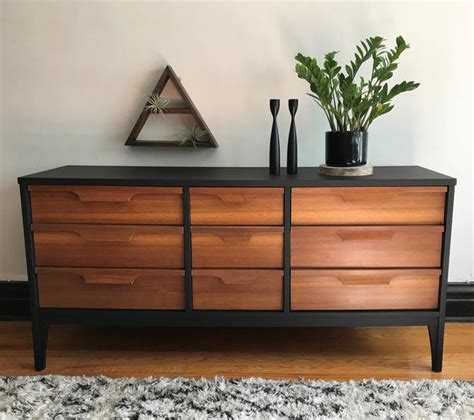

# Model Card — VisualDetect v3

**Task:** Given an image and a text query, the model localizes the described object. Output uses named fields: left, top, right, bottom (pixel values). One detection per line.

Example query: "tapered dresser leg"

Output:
left=20, top=184, right=49, bottom=371
left=32, top=318, right=49, bottom=371
left=428, top=321, right=444, bottom=372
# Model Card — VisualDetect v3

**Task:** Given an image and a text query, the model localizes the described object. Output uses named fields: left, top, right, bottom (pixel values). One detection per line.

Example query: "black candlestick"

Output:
left=269, top=99, right=280, bottom=175
left=287, top=99, right=298, bottom=174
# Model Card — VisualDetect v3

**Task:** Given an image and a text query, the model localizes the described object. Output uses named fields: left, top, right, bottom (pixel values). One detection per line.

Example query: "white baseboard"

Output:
left=0, top=275, right=27, bottom=282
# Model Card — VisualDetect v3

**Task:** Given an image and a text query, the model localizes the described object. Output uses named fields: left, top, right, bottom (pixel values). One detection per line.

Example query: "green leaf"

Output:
left=396, top=35, right=407, bottom=48
left=386, top=81, right=420, bottom=100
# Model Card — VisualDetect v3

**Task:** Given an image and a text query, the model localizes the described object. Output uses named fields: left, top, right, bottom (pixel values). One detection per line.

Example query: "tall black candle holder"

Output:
left=269, top=99, right=280, bottom=175
left=287, top=99, right=298, bottom=174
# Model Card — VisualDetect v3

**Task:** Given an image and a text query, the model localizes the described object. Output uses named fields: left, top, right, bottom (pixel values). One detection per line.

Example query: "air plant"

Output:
left=178, top=125, right=208, bottom=149
left=145, top=94, right=170, bottom=116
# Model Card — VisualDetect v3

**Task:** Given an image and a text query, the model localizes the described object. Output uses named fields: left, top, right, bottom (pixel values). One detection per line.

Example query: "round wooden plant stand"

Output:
left=319, top=164, right=374, bottom=176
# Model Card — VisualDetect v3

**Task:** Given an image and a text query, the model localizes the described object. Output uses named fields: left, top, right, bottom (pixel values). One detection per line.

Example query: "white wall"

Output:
left=1, top=0, right=472, bottom=282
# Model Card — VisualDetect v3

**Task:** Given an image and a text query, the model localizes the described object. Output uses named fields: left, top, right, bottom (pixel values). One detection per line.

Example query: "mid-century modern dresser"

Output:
left=18, top=166, right=455, bottom=371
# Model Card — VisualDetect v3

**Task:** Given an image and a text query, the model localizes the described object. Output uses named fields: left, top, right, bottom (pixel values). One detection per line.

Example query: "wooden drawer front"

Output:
left=192, top=227, right=284, bottom=268
left=292, top=187, right=446, bottom=225
left=291, top=269, right=440, bottom=310
left=193, top=270, right=283, bottom=310
left=36, top=267, right=185, bottom=309
left=291, top=226, right=443, bottom=268
left=190, top=188, right=284, bottom=225
left=29, top=185, right=183, bottom=225
left=33, top=224, right=184, bottom=268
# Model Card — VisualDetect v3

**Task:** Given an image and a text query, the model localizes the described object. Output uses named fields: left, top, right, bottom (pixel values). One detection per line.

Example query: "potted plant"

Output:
left=295, top=36, right=419, bottom=167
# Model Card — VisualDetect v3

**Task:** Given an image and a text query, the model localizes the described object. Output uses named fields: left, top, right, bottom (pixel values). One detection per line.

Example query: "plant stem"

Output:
left=313, top=97, right=336, bottom=131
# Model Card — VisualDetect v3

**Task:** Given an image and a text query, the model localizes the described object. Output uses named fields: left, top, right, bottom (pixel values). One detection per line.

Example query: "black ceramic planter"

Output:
left=325, top=131, right=368, bottom=167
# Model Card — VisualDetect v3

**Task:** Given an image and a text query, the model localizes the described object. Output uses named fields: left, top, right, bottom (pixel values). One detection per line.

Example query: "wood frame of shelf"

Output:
left=125, top=65, right=218, bottom=148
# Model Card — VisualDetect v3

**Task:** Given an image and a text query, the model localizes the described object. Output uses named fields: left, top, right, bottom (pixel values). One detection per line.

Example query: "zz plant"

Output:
left=295, top=36, right=420, bottom=132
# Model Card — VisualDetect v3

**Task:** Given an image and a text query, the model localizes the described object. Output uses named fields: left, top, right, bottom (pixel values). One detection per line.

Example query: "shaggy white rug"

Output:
left=0, top=376, right=472, bottom=419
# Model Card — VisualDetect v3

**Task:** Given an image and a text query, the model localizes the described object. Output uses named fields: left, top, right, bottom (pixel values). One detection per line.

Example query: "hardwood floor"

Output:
left=0, top=322, right=472, bottom=380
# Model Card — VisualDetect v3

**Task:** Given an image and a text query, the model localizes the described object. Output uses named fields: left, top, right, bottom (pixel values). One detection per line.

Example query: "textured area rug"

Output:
left=0, top=376, right=473, bottom=419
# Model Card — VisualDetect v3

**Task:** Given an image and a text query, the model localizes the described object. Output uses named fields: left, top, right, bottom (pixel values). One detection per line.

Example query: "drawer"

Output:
left=36, top=267, right=185, bottom=309
left=33, top=224, right=184, bottom=268
left=192, top=227, right=284, bottom=268
left=292, top=187, right=446, bottom=225
left=291, top=226, right=443, bottom=268
left=190, top=187, right=284, bottom=225
left=291, top=269, right=440, bottom=310
left=193, top=269, right=283, bottom=310
left=29, top=185, right=183, bottom=225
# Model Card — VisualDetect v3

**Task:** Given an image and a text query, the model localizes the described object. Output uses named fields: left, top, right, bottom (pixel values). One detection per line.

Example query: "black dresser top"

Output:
left=18, top=165, right=456, bottom=187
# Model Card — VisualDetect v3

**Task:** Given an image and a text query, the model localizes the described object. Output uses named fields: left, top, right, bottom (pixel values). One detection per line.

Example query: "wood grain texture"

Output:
left=29, top=185, right=183, bottom=225
left=291, top=269, right=440, bottom=310
left=291, top=226, right=444, bottom=268
left=1, top=322, right=472, bottom=380
left=193, top=269, right=283, bottom=310
left=192, top=227, right=284, bottom=268
left=36, top=267, right=185, bottom=310
left=190, top=188, right=284, bottom=225
left=319, top=164, right=373, bottom=177
left=292, top=187, right=447, bottom=225
left=33, top=224, right=184, bottom=268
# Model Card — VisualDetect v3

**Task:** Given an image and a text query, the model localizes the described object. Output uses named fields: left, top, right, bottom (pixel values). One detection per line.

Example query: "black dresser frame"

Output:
left=18, top=166, right=456, bottom=372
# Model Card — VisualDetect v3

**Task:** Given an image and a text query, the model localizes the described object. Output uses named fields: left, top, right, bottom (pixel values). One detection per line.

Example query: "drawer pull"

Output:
left=71, top=190, right=136, bottom=202
left=68, top=230, right=136, bottom=243
left=213, top=233, right=254, bottom=243
left=334, top=275, right=393, bottom=286
left=337, top=192, right=396, bottom=204
left=80, top=273, right=137, bottom=285
left=335, top=189, right=447, bottom=204
left=195, top=229, right=283, bottom=243
left=205, top=275, right=258, bottom=285
left=337, top=232, right=395, bottom=241
left=207, top=275, right=227, bottom=285
left=213, top=194, right=249, bottom=204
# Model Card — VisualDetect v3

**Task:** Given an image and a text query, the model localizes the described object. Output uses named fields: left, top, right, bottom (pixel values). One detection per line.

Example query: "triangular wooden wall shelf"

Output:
left=125, top=65, right=218, bottom=148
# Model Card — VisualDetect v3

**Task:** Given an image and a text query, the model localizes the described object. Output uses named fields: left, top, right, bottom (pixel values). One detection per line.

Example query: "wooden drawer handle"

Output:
left=68, top=230, right=136, bottom=242
left=321, top=190, right=445, bottom=204
left=71, top=190, right=137, bottom=202
left=334, top=276, right=393, bottom=286
left=71, top=190, right=180, bottom=203
left=203, top=275, right=256, bottom=285
left=213, top=194, right=249, bottom=204
left=336, top=232, right=395, bottom=241
left=80, top=273, right=138, bottom=285
left=209, top=233, right=255, bottom=242
left=198, top=230, right=282, bottom=243
left=336, top=193, right=398, bottom=204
